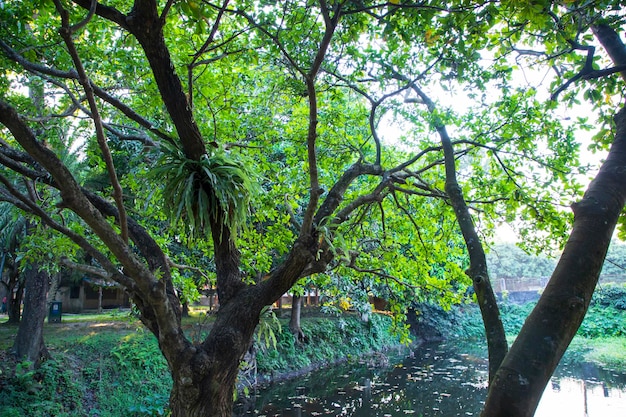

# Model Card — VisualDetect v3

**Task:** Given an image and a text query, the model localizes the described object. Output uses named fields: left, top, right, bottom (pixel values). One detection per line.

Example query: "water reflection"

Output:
left=233, top=343, right=626, bottom=416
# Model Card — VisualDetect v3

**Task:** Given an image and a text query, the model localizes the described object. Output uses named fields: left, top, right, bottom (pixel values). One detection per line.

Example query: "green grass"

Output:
left=565, top=336, right=626, bottom=373
left=0, top=310, right=401, bottom=416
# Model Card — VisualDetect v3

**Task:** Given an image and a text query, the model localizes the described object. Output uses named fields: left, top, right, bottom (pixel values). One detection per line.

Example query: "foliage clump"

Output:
left=256, top=313, right=401, bottom=376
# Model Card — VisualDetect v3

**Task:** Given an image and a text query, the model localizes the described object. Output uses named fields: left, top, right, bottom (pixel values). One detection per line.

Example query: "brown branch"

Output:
left=592, top=24, right=626, bottom=82
left=54, top=0, right=129, bottom=243
left=59, top=257, right=114, bottom=281
left=300, top=4, right=342, bottom=234
left=0, top=173, right=134, bottom=289
left=0, top=40, right=174, bottom=144
left=159, top=0, right=175, bottom=23
left=70, top=0, right=97, bottom=33
left=166, top=257, right=209, bottom=281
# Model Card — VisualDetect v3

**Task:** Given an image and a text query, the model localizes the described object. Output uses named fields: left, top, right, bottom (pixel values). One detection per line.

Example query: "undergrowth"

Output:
left=256, top=313, right=401, bottom=375
left=0, top=313, right=400, bottom=416
left=0, top=328, right=171, bottom=417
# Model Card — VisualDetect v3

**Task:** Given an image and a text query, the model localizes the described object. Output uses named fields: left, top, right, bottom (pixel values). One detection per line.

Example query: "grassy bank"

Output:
left=417, top=283, right=626, bottom=373
left=0, top=311, right=401, bottom=417
left=1, top=286, right=626, bottom=417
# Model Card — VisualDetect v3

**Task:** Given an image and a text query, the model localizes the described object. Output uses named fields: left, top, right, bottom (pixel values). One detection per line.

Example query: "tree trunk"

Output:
left=98, top=285, right=103, bottom=314
left=482, top=24, right=626, bottom=417
left=166, top=294, right=263, bottom=417
left=482, top=106, right=626, bottom=416
left=289, top=294, right=306, bottom=342
left=406, top=81, right=507, bottom=382
left=13, top=265, right=50, bottom=366
left=6, top=267, right=23, bottom=325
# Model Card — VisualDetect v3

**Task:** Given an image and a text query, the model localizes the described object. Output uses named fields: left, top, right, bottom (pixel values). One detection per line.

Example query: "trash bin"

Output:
left=48, top=301, right=62, bottom=323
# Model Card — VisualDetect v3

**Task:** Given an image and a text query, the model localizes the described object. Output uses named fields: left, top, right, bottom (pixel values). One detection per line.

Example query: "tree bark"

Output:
left=167, top=287, right=265, bottom=417
left=482, top=106, right=626, bottom=416
left=482, top=23, right=626, bottom=417
left=289, top=294, right=306, bottom=342
left=13, top=264, right=50, bottom=366
left=6, top=267, right=23, bottom=325
left=405, top=81, right=507, bottom=382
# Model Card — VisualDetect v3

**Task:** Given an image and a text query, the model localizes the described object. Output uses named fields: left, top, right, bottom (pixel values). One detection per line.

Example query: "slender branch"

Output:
left=55, top=0, right=129, bottom=243
left=0, top=173, right=134, bottom=289
left=0, top=41, right=174, bottom=144
left=300, top=4, right=342, bottom=234
left=166, top=257, right=209, bottom=280
left=348, top=262, right=421, bottom=290
left=70, top=0, right=97, bottom=33
left=333, top=181, right=390, bottom=225
left=159, top=0, right=175, bottom=23
left=59, top=257, right=113, bottom=281
left=188, top=0, right=231, bottom=108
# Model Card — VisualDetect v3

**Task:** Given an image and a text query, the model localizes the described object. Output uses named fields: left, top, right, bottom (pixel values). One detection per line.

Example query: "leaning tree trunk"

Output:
left=441, top=138, right=507, bottom=383
left=13, top=264, right=50, bottom=366
left=482, top=106, right=626, bottom=416
left=483, top=23, right=626, bottom=417
left=407, top=81, right=508, bottom=382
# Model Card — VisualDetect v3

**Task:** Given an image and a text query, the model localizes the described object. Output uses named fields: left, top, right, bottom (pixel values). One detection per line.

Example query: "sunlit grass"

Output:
left=567, top=336, right=626, bottom=373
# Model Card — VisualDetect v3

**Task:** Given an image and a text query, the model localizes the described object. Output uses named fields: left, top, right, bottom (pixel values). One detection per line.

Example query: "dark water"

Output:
left=233, top=343, right=626, bottom=417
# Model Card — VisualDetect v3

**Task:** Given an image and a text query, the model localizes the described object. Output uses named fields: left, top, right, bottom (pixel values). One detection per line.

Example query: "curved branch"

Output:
left=70, top=0, right=97, bottom=33
left=0, top=41, right=174, bottom=144
left=54, top=0, right=129, bottom=243
left=398, top=71, right=507, bottom=382
left=300, top=5, right=342, bottom=234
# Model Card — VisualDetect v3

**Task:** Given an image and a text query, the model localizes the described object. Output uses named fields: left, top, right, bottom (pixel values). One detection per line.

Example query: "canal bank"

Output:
left=235, top=342, right=626, bottom=417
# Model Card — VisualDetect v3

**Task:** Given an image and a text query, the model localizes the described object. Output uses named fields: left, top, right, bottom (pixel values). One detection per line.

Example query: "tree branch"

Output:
left=54, top=0, right=129, bottom=243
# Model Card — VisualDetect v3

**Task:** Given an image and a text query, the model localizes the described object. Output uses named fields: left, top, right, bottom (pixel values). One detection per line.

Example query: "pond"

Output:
left=233, top=343, right=626, bottom=416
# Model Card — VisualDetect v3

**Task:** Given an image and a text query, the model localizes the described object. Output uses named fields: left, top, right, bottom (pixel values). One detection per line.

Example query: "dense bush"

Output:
left=576, top=284, right=626, bottom=338
left=423, top=283, right=626, bottom=341
left=0, top=358, right=84, bottom=417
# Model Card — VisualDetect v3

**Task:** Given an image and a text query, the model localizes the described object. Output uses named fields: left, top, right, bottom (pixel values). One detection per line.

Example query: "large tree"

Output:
left=0, top=1, right=469, bottom=415
left=0, top=1, right=623, bottom=416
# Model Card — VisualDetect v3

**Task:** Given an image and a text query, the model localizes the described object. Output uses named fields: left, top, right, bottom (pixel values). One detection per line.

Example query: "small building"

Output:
left=57, top=277, right=130, bottom=313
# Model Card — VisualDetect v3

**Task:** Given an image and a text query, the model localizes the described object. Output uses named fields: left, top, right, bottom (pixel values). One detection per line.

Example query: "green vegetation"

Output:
left=430, top=284, right=626, bottom=373
left=0, top=319, right=170, bottom=417
left=0, top=312, right=401, bottom=416
left=1, top=295, right=626, bottom=416
left=256, top=313, right=400, bottom=376
left=1, top=0, right=626, bottom=414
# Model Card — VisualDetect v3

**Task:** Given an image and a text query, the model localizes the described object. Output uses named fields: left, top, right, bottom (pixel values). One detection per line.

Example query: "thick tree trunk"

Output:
left=167, top=292, right=264, bottom=417
left=482, top=106, right=626, bottom=416
left=13, top=265, right=50, bottom=366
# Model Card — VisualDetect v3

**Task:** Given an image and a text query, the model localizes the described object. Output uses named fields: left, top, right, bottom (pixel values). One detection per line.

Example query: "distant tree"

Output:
left=487, top=243, right=557, bottom=280
left=12, top=263, right=50, bottom=366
